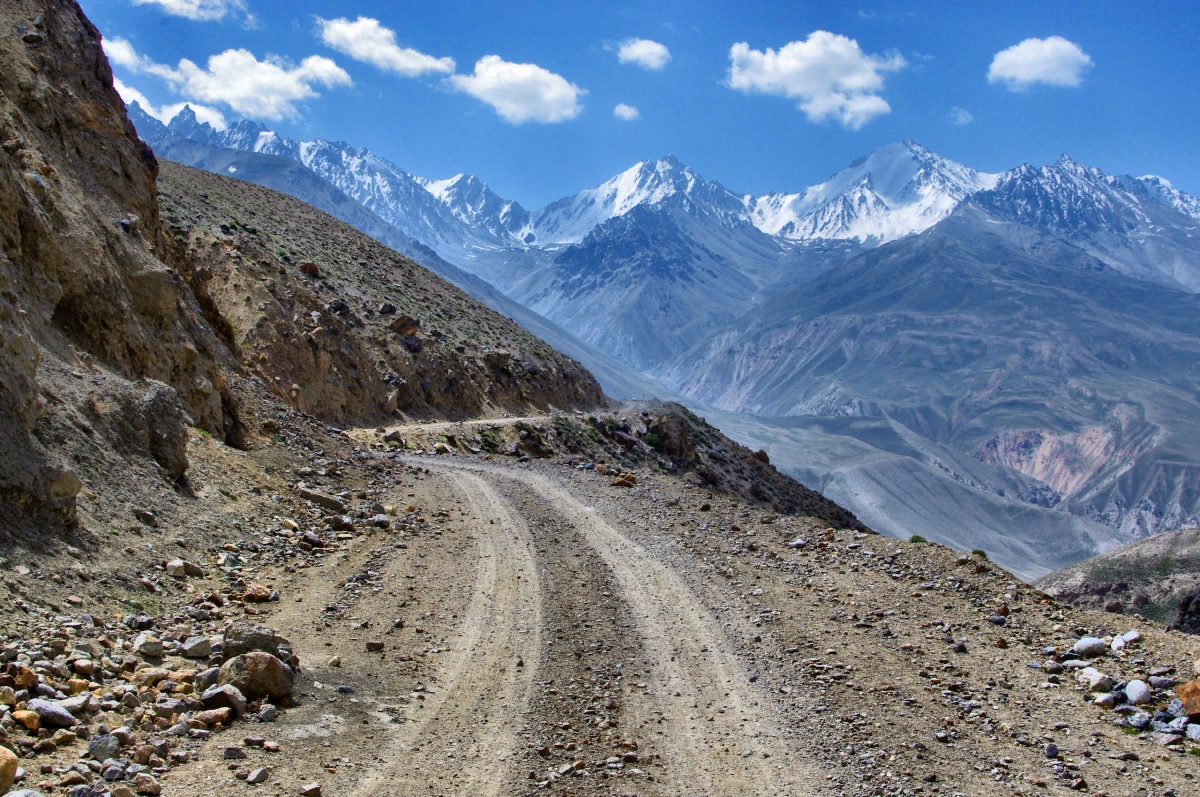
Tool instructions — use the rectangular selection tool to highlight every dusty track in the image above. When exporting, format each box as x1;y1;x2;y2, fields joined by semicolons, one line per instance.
354;471;544;797
403;455;812;796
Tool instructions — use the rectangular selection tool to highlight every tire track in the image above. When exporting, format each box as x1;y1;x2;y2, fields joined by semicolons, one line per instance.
415;457;813;796
353;471;542;797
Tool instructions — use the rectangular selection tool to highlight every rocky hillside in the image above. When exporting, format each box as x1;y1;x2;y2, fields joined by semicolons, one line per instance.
0;0;600;552
1037;528;1200;628
155;161;603;421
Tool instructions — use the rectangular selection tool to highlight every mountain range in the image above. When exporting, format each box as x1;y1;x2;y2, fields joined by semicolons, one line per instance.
126;101;1200;579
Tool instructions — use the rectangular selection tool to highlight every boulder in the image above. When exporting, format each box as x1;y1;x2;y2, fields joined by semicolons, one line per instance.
218;653;294;701
388;314;420;337
1177;679;1200;717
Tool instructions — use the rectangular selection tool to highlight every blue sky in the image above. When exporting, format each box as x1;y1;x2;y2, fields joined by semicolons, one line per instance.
84;0;1200;209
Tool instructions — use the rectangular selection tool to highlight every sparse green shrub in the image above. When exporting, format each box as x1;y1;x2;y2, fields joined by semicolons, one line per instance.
909;534;927;544
972;549;988;559
645;432;663;452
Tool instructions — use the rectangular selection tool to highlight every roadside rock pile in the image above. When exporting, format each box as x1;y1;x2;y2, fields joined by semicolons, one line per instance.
1036;631;1200;747
0;615;298;795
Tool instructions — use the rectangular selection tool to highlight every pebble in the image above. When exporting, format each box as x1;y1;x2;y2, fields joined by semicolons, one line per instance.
1043;743;1058;758
1072;637;1107;658
300;783;322;797
247;767;270;784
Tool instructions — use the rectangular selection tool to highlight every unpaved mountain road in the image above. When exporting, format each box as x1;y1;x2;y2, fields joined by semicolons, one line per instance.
402;455;811;796
162;416;1200;797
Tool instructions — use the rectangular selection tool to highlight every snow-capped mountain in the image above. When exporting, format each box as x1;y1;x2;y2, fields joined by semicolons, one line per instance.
975;155;1200;291
158;106;531;259
531;155;748;245
748;141;999;243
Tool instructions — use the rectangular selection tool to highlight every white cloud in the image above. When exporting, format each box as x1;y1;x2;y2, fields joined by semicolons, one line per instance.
987;36;1093;91
727;31;906;129
613;103;639;120
114;77;229;129
104;38;351;121
948;106;973;126
614;38;671;71
449;55;585;124
315;16;454;77
130;0;246;23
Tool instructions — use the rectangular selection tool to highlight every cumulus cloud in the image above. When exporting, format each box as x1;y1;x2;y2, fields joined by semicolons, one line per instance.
449;55;585;124
614;38;671;70
315;16;454;77
987;36;1093;91
948;106;973;126
130;0;247;23
727;31;906;129
114;76;229;129
103;38;351;121
613;103;639;120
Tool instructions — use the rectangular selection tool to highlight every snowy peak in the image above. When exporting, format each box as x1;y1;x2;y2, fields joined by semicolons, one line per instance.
532;155;747;244
750;140;998;243
978;155;1200;291
416;173;532;242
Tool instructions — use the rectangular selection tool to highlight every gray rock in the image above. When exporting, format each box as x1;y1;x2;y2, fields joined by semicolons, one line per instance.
1072;637;1107;658
1187;724;1200;741
1094;692;1118;707
87;734;122;761
132;633;162;659
1125;679;1151;705
1121;629;1141;644
222;623;280;661
182;637;212;659
1128;712;1151;730
26;698;76;727
258;704;278;722
218;652;294;700
1043;743;1058;758
197;667;220;689
201;684;246;718
247;768;269;784
1148;675;1175;689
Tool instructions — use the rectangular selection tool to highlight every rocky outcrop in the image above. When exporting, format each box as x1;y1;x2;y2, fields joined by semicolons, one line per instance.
0;0;248;530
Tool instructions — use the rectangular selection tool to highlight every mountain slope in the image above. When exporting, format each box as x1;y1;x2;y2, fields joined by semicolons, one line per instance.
663;205;1200;540
1036;528;1200;625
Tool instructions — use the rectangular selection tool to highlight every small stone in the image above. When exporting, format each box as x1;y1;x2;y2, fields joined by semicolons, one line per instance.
12;709;39;731
202;684;247;717
132;633;163;658
244;584;271;603
182;636;212;659
27;698;77;727
258;704;278;722
88;734;122;761
1043;743;1059;758
1149;675;1175;689
134;773;161;795
327;656;341;668
1125;679;1151;705
0;746;17;794
224;747;247;760
365;640;384;652
247;768;269;784
300;783;322;797
1072;637;1107;658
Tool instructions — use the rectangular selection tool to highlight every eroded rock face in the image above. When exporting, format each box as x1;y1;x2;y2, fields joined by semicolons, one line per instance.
0;0;245;525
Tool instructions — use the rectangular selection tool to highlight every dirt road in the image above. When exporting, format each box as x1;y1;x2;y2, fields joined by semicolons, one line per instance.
400;456;811;796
